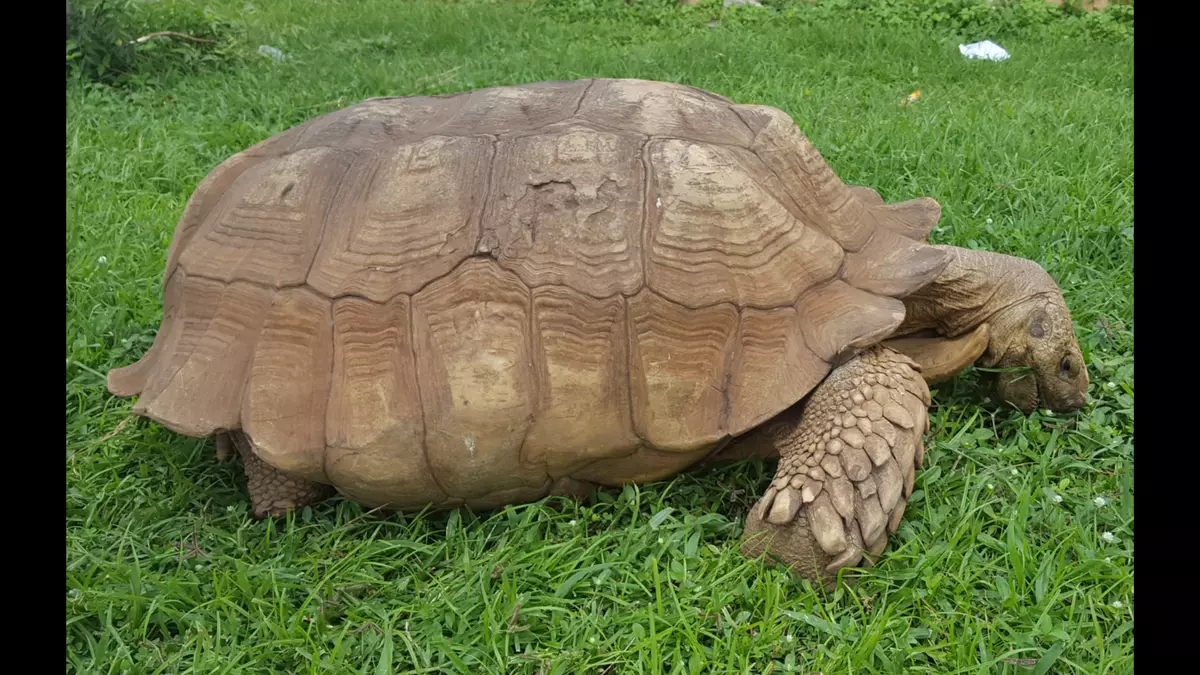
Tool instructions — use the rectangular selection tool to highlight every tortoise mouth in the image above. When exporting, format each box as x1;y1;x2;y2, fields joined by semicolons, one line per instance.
1040;387;1088;414
1035;369;1090;414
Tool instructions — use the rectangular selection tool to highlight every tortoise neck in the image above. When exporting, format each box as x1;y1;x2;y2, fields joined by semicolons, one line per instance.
898;246;1060;338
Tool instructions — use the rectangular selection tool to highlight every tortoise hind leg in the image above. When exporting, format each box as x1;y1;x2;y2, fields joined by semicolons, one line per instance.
221;431;336;518
737;345;930;589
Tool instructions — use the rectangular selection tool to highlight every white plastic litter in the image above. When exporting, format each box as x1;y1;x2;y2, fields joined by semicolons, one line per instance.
959;40;1010;61
257;44;291;61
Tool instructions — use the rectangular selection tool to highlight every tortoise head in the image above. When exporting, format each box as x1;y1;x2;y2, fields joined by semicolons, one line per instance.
987;292;1089;414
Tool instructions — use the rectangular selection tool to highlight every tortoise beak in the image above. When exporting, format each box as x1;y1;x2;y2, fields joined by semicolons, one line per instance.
1041;352;1090;413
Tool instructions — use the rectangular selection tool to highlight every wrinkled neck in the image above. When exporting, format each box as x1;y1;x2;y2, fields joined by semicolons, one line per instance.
899;246;1060;338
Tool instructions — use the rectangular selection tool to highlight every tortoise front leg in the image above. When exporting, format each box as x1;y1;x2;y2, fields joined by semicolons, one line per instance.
221;431;336;518
737;345;929;588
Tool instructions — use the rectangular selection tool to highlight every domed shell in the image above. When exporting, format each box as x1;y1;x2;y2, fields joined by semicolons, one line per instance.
108;79;947;509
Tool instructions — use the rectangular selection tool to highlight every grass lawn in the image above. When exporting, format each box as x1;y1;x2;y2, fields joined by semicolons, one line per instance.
66;1;1133;672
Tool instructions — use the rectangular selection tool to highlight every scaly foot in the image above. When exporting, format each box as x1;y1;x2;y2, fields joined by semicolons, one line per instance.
739;346;930;588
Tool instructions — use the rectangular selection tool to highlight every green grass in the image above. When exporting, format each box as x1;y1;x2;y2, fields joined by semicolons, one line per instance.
66;1;1133;672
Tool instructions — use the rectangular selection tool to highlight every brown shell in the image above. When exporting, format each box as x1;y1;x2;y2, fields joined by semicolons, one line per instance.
108;79;947;509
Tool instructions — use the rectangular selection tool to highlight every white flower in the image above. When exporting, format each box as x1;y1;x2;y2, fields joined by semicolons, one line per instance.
985;218;993;225
589;636;597;643
1106;381;1117;389
1111;600;1123;609
97;255;108;265
1010;468;1018;476
1104;557;1112;563
1043;409;1053;416
568;520;577;526
987;483;994;490
1094;496;1107;507
1052;494;1063;503
785;634;794;642
1101;531;1116;543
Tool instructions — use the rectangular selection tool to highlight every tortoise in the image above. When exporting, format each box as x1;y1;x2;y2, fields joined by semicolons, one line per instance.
106;78;1089;586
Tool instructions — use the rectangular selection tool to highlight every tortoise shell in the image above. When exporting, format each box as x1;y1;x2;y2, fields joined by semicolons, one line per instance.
108;79;948;509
